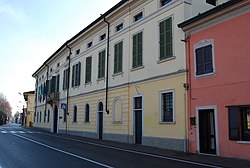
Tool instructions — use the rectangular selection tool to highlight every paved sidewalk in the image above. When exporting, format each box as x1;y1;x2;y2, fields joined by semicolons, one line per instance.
29;127;250;168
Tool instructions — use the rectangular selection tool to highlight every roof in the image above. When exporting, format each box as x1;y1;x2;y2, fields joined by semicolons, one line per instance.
178;0;242;28
32;0;129;77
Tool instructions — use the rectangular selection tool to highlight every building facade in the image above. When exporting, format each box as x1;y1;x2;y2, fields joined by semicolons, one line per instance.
178;0;250;160
23;91;35;127
32;0;223;152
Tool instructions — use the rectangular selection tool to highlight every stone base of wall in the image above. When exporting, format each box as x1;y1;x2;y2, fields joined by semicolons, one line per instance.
103;133;133;144
58;129;97;139
142;136;187;152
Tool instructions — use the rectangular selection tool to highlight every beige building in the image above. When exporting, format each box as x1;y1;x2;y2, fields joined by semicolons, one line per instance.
32;0;226;151
23;91;35;127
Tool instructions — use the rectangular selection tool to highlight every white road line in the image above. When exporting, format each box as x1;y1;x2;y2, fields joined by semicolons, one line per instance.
19;131;25;133
1;131;7;133
27;131;33;133
10;131;16;134
41;133;223;168
13;134;113;168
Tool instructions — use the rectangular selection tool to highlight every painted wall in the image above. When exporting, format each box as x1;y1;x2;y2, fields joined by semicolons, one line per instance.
188;12;250;159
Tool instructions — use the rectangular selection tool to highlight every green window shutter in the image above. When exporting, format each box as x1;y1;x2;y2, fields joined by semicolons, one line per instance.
159;17;172;60
133;32;143;68
63;70;66;90
56;74;60;92
75;62;81;86
98;50;105;79
72;65;75;87
114;41;123;74
85;57;92;83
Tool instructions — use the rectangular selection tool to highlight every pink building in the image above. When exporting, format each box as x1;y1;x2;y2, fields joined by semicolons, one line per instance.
179;1;250;160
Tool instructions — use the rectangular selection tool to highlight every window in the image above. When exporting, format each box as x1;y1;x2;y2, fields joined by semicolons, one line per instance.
114;41;123;74
73;105;77;122
116;23;123;32
159;17;173;60
134;12;143;22
100;33;106;41
98;50;105;79
63;68;69;90
160;0;172;7
228;106;250;141
113;98;122;122
44;111;46;123
72;62;81;87
85;57;92;83
160;91;174;123
87;41;92;48
47;110;50;122
133;32;143;68
195;44;214;76
47;75;60;93
206;0;216;6
76;49;80;55
85;104;90;122
57;63;60;67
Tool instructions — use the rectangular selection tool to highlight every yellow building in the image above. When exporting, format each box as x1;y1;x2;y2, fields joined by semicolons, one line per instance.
32;0;223;152
23;91;35;127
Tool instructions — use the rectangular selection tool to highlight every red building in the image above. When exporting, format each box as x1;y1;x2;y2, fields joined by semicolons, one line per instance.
179;1;250;160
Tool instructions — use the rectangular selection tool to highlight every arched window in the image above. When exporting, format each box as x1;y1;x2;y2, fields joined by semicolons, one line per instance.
112;97;122;122
98;102;103;112
73;105;77;122
85;104;90;122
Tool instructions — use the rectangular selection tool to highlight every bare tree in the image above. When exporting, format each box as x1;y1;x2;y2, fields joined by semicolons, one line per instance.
0;93;12;125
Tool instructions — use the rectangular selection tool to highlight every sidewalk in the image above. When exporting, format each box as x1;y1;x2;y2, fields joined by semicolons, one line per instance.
29;127;250;168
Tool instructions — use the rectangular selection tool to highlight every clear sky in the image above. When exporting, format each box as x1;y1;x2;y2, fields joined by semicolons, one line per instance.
0;0;120;115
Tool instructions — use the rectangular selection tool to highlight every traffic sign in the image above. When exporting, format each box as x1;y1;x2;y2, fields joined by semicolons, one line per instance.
61;103;67;110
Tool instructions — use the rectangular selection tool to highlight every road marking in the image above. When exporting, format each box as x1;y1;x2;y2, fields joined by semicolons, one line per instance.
41;133;223;168
13;134;113;168
0;131;7;133
10;131;16;134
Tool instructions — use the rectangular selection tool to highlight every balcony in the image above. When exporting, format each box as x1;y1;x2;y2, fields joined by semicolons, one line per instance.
47;92;60;106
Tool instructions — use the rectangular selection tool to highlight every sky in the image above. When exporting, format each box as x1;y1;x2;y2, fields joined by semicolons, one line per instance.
0;0;120;115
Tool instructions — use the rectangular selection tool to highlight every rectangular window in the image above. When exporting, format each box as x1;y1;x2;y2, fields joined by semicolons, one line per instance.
160;0;172;7
72;62;81;87
160;91;174;123
100;33;106;41
206;0;216;6
114;41;123;74
133;31;143;68
134;12;143;22
63;68;69;90
116;23;123;32
76;49;80;55
228;106;250;141
159;17;173;60
87;41;92;48
98;50;106;79
195;44;214;76
85;57;92;83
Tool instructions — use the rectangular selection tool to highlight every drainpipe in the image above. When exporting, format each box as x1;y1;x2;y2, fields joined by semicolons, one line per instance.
103;16;110;114
44;63;49;121
66;43;72;134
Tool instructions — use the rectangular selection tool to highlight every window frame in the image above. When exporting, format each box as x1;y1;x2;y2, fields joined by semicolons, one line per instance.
63;68;69;90
100;33;106;41
194;39;215;78
116;23;124;32
159;90;175;124
134;11;143;23
72;62;81;87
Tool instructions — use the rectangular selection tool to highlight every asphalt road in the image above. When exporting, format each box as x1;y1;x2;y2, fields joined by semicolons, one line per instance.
0;123;222;168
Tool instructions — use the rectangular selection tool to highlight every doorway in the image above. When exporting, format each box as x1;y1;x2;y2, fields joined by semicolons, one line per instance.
98;102;104;139
198;109;216;155
53;105;58;133
134;96;143;144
